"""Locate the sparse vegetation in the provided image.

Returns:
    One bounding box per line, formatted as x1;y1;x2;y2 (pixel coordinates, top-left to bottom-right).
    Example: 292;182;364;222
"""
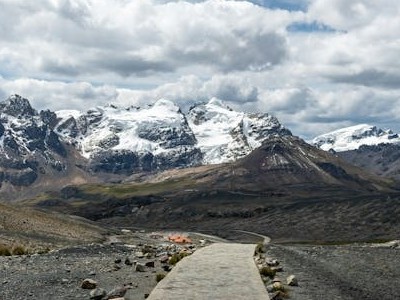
255;242;266;254
156;273;166;282
260;266;276;278
169;252;190;265
0;244;28;256
12;245;28;255
0;245;12;256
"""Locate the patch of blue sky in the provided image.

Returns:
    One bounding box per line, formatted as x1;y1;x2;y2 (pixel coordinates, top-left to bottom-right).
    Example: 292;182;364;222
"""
250;0;308;12
287;21;338;33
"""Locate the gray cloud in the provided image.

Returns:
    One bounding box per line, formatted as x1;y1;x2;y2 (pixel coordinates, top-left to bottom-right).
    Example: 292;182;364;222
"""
0;0;295;79
328;69;400;89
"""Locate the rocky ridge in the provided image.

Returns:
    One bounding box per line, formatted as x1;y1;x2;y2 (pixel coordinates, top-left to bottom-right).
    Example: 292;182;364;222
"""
312;124;400;152
0;94;291;194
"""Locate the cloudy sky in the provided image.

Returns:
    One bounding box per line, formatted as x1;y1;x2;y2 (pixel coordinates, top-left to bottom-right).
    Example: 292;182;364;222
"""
1;0;400;138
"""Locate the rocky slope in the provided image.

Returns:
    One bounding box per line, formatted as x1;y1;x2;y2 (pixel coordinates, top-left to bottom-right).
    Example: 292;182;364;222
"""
24;135;399;243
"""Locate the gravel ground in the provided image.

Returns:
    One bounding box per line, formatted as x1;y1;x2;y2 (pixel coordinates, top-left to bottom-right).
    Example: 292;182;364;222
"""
1;230;399;300
1;243;158;300
265;243;400;300
0;231;212;300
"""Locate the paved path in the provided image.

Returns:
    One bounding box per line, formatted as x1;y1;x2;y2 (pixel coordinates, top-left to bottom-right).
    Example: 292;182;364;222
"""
147;243;270;300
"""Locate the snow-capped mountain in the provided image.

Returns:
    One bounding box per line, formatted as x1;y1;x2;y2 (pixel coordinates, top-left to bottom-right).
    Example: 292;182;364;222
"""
55;97;291;173
0;94;291;192
312;124;400;152
187;98;291;164
0;95;67;187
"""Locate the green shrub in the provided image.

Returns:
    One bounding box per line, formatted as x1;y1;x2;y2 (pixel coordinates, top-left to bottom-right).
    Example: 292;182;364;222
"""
0;245;11;256
156;273;166;282
260;266;276;278
168;252;191;265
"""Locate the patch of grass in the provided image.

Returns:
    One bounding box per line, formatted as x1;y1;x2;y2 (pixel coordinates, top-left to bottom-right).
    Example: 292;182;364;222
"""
260;266;276;278
156;273;166;282
12;245;28;255
168;252;190;265
0;245;12;256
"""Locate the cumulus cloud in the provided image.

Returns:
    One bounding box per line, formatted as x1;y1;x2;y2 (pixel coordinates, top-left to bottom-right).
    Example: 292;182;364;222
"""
0;0;303;80
1;0;400;139
0;77;118;111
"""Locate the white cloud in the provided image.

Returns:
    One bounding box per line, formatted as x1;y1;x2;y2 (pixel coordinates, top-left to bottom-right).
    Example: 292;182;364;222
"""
1;0;400;139
0;77;118;111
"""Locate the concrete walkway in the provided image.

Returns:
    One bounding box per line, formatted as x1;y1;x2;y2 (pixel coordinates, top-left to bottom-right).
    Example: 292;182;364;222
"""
147;243;270;300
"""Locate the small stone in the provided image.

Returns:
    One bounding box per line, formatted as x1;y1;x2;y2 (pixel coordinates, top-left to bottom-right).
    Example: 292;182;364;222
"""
135;263;145;272
272;282;283;290
65;268;71;273
272;277;281;283
272;266;283;272
89;270;96;276
125;258;133;266
287;275;298;286
144;293;150;298
107;284;132;299
90;288;107;300
3;280;8;284
115;258;122;264
145;261;155;268
266;259;279;267
266;284;274;293
61;278;69;284
81;278;97;290
113;264;121;271
270;291;285;300
135;251;144;258
159;255;169;264
162;265;171;272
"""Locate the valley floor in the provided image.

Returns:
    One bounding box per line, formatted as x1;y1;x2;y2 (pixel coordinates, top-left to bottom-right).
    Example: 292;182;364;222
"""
0;228;398;300
266;243;400;300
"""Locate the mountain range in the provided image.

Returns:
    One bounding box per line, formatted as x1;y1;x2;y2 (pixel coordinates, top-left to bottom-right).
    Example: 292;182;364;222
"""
0;94;399;242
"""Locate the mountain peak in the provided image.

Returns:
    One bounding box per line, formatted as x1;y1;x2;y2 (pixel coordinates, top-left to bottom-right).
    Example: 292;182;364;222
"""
312;124;400;152
0;94;36;117
207;97;232;110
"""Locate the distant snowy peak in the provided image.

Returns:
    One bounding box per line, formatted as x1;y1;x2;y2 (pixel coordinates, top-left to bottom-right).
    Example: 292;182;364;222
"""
312;124;400;152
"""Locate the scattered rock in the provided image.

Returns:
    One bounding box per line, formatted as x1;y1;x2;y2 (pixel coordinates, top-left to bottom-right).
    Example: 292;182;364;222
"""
145;261;155;268
144;293;150;298
266;259;279;267
162;265;172;272
81;278;97;290
272;266;283;272
114;258;122;264
270;291;285;300
107;284;132;299
90;288;107;300
89;270;96;276
113;264;121;271
159;255;169;264
135;263;145;272
135;251;145;258
287;274;298;286
61;279;69;284
124;257;132;266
